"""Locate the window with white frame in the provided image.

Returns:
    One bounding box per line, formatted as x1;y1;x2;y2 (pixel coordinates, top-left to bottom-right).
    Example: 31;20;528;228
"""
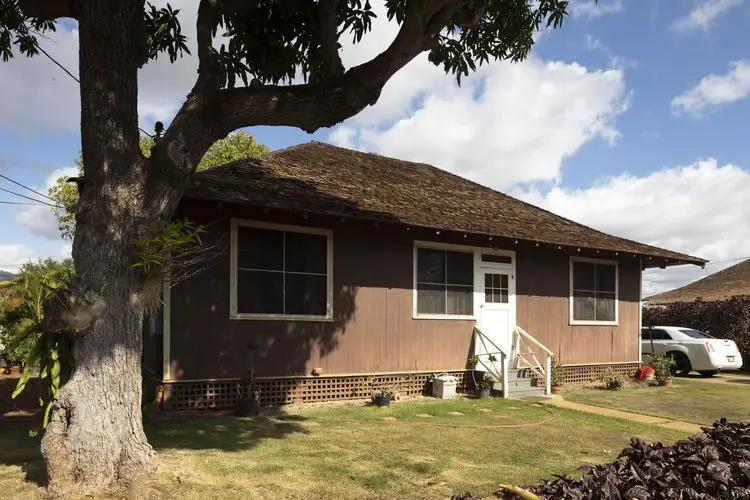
570;259;617;323
233;222;331;318
416;247;474;316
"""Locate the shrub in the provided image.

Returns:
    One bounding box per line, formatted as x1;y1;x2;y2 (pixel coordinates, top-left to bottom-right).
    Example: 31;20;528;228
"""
648;353;676;382
491;419;750;499
600;367;625;390
643;297;750;370
550;359;565;386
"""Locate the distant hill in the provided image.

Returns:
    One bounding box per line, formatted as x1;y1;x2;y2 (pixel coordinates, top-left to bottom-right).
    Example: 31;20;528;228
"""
0;270;16;281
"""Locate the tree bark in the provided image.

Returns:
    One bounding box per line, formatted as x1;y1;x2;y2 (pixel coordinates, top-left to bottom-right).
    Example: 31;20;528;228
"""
40;0;156;493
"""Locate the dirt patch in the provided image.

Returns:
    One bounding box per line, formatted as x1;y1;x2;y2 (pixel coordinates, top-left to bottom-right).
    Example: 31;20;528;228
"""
382;416;398;421
447;411;464;416
415;413;433;418
478;408;494;413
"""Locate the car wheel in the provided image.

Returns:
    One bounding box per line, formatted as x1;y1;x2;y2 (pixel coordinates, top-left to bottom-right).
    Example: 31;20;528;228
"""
698;370;718;377
668;352;692;377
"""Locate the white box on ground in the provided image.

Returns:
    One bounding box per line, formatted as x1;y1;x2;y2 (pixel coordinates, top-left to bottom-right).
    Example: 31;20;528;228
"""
431;373;458;399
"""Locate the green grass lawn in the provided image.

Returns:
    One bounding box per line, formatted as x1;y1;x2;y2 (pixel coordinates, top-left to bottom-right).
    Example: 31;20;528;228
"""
1;397;688;499
565;377;750;426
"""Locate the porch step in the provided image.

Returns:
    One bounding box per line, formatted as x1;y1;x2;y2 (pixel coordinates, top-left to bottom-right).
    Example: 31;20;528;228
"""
505;387;547;399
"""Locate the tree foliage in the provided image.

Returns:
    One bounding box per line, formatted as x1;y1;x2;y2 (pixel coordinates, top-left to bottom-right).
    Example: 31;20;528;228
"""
48;131;270;240
0;258;75;435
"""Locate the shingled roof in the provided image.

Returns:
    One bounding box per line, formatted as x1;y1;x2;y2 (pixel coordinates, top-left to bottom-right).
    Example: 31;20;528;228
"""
185;141;705;268
647;259;750;305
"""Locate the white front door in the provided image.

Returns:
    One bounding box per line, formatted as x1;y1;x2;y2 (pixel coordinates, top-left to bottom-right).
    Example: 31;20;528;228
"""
474;253;516;375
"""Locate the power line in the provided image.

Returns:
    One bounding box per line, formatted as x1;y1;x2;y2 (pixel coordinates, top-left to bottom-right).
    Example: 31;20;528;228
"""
0;173;57;202
38;45;155;138
0;200;49;205
0;186;61;208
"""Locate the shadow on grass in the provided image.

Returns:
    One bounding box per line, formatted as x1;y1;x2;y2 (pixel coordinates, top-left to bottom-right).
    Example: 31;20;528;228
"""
144;409;311;452
0;408;311;489
0;421;45;487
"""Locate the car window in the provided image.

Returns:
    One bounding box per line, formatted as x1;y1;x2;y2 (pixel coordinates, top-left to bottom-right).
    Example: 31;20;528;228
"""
642;328;672;340
678;329;714;339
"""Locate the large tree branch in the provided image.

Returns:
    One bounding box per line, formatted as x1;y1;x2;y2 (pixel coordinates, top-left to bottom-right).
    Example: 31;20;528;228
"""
194;0;232;93
313;0;345;82
146;0;470;220
19;0;78;20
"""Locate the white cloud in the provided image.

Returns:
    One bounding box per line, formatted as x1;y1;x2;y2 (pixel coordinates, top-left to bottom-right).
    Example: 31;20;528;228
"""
0;0;201;133
332;56;629;191
567;0;624;20
515;158;750;296
583;35;637;70
670;0;744;32
14;167;78;241
0;244;35;272
671;60;750;117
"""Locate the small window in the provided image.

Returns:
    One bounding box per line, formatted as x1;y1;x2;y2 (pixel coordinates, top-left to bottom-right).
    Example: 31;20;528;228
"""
571;260;617;323
484;273;509;304
481;254;512;264
416;248;473;316
233;223;331;318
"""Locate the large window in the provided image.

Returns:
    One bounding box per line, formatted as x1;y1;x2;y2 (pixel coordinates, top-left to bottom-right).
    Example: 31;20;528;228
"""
570;259;617;324
416;247;474;316
231;221;332;319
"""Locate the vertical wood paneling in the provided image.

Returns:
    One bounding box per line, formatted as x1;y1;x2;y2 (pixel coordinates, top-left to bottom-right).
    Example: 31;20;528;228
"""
516;248;640;364
168;201;641;379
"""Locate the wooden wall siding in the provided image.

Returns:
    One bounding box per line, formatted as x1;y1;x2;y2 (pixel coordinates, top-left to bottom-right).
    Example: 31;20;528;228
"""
168;200;641;379
168;201;475;380
516;248;640;365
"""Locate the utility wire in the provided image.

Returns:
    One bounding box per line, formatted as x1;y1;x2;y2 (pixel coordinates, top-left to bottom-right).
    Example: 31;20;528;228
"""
38;46;155;138
0;200;48;205
0;173;57;202
0;186;62;208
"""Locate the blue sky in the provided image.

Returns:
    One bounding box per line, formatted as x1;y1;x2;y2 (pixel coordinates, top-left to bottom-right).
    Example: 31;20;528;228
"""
2;0;750;295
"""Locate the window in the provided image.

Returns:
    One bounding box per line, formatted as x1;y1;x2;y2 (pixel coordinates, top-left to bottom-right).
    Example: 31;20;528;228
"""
571;259;617;324
642;328;672;340
481;254;512;264
484;273;509;304
231;221;332;319
416;247;473;316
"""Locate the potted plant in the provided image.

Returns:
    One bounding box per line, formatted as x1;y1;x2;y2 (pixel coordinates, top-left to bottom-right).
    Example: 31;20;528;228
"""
476;373;493;399
550;359;565;394
237;342;261;417
467;355;496;398
649;353;676;386
373;388;393;407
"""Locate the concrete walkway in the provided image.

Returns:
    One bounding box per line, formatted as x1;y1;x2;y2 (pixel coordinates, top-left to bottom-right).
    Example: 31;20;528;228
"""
540;395;704;434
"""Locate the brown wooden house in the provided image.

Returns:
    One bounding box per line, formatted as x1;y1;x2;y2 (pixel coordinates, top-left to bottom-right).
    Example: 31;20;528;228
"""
148;142;705;409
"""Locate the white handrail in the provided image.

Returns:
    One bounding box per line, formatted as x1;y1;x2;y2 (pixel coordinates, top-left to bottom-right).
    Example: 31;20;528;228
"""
513;326;553;396
472;326;509;399
514;326;554;356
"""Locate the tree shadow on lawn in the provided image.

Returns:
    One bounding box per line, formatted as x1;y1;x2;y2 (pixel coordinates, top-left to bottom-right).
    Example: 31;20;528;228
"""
0;409;311;489
0;420;45;487
144;409;311;453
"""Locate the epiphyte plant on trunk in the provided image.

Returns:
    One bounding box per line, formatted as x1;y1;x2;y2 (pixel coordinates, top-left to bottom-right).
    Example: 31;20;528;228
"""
1;0;573;494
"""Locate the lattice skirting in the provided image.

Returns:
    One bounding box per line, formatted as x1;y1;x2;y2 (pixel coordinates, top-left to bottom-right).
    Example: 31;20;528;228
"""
159;370;473;411
562;363;641;384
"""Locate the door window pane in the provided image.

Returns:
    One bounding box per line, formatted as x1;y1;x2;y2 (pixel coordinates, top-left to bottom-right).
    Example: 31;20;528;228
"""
484;273;509;304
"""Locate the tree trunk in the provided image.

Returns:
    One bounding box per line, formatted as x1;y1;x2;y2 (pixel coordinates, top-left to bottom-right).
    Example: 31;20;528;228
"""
40;0;158;492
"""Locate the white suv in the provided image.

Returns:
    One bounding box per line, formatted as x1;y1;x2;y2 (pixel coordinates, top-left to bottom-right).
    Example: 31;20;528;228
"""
641;326;743;377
